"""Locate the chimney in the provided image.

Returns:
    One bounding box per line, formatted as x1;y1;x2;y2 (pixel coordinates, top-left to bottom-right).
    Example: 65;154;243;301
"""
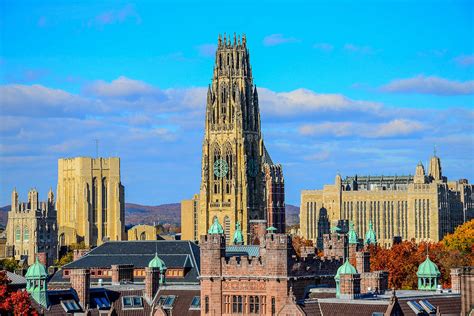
339;273;361;300
450;268;461;293
70;269;90;309
144;267;160;302
356;251;370;273
111;264;134;285
73;249;88;261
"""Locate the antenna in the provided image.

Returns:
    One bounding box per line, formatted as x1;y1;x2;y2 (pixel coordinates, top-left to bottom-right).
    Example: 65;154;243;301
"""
94;139;99;158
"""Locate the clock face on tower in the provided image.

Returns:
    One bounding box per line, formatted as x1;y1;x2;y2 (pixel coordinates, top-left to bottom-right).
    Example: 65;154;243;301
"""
213;159;229;178
248;158;258;177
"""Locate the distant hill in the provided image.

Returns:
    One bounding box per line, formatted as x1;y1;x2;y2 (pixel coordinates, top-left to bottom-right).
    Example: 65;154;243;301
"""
0;202;300;227
125;203;181;226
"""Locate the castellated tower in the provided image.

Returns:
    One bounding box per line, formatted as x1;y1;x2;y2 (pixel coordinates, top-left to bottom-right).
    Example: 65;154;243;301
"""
6;188;58;265
194;33;285;245
56;157;125;248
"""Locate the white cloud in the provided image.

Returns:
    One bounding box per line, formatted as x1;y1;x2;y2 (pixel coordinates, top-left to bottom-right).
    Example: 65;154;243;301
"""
453;54;474;67
85;76;159;99
258;88;382;116
313;43;334;52
263;34;299;46
344;43;377;54
0;84;99;117
299;119;425;138
381;75;474;95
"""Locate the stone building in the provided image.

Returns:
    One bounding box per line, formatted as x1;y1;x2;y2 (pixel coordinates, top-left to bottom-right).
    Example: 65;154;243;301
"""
199;217;390;315
27;242;201;315
301;154;473;247
56;157;125;248
181;34;286;244
5;188;58;266
127;224;160;240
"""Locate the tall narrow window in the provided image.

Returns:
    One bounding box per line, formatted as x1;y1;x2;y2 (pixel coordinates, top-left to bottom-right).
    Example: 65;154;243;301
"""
224;216;230;243
205;296;209;313
102;177;107;238
15;226;21;241
271;297;276;316
23;226;29;242
92;177;98;223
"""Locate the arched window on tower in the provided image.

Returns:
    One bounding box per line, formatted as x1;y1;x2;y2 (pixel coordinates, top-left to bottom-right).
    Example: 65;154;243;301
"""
15;226;21;242
23;226;29;242
213;145;221;194
140;232;146;240
225;144;233;194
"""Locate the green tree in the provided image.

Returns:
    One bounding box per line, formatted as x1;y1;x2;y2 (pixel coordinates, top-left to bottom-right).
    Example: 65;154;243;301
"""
54;242;87;267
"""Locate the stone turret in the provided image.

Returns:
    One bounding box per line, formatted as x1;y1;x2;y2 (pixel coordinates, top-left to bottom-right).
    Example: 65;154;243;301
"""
414;161;427;184
428;149;442;182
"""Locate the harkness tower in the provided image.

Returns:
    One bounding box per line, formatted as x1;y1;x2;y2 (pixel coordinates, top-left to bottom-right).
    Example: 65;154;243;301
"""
181;34;285;244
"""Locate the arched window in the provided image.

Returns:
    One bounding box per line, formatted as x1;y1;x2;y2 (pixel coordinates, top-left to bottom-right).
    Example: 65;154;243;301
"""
140;232;146;240
23;226;29;241
15;226;21;241
213;145;221;194
224;216;230;242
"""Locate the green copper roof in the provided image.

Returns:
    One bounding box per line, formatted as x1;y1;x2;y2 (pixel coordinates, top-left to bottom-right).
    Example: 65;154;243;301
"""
417;256;440;277
148;252;167;270
348;222;358;244
334;259;357;280
25;257;48;278
233;222;244;244
266;226;277;232
365;220;377;245
208;217;224;234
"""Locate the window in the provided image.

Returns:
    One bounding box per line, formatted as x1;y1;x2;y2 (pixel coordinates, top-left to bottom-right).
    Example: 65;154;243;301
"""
163;295;176;309
23;226;29;241
61;300;81;313
271;297;276;316
250;296;260;314
190;296;200;310
122;296;143;309
15;227;21;241
232;296;243;313
94;297;111;310
205;296;209;313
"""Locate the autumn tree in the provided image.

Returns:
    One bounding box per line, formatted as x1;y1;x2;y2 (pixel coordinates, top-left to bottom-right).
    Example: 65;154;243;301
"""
0;270;38;315
291;236;314;257
442;219;474;257
55;241;88;267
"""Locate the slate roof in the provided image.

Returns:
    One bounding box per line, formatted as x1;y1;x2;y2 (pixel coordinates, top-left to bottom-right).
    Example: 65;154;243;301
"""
297;292;462;316
50;241;200;285
226;245;260;257
156;288;201;316
5;270;26;285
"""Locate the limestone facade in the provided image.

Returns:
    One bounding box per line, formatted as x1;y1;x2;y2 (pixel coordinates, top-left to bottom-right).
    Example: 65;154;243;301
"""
181;34;285;244
6;188;58;265
56;157;125;248
301;154;473;247
127;224;159;241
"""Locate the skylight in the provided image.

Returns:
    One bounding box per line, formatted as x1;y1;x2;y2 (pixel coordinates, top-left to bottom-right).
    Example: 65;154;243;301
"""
190;296;201;310
122;296;143;309
61;299;81;313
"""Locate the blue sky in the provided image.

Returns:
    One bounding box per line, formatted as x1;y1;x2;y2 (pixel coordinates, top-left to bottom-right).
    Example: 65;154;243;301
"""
0;0;473;206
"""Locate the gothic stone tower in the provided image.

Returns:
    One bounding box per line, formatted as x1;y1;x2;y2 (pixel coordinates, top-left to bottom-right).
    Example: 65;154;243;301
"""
198;34;279;244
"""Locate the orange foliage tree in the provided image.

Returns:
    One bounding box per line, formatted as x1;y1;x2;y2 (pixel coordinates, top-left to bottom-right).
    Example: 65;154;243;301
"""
369;220;474;290
0;271;38;316
291;235;314;257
